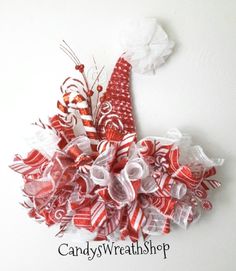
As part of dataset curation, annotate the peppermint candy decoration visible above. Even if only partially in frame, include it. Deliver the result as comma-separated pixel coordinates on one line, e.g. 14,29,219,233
155,155,169,172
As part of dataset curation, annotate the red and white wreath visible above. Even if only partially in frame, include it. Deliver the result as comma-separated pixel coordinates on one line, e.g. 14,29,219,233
10,18,223,242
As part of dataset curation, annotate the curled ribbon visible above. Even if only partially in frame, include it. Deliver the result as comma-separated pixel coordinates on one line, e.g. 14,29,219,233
10,127,223,241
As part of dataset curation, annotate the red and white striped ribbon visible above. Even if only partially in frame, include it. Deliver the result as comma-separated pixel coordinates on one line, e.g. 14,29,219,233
90,200,107,229
151,196,176,217
97,208,121,238
168,148,180,172
128,200,145,232
73,207,92,230
139,139,155,157
97,140,113,154
155,141,172,156
116,133,136,161
201,179,221,190
172,166,201,189
10,150,48,175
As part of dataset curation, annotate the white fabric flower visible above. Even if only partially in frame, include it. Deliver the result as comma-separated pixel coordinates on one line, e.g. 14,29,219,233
120,18,174,74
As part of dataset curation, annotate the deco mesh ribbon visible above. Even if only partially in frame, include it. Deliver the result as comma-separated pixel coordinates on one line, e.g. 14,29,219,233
10,19,223,242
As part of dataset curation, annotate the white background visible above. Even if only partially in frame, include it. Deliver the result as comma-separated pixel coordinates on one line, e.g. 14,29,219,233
0,0,236,270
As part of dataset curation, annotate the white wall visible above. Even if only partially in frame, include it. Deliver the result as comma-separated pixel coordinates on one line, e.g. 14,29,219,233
0,0,235,270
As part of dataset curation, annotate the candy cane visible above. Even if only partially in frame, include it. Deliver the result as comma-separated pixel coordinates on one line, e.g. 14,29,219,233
58,77,98,151
61,93,98,152
73,94,98,151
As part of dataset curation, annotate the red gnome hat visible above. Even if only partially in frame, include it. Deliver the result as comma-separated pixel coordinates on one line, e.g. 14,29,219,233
96,57,136,141
96,18,174,141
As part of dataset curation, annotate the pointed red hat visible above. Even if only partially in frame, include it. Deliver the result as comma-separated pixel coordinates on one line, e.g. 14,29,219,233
96,18,174,141
96,57,136,141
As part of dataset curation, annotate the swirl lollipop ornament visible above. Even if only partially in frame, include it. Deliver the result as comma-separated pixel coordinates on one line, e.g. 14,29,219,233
10,18,224,242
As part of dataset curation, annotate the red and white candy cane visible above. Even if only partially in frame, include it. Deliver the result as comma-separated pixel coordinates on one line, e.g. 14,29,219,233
72,94,98,152
59,92,98,152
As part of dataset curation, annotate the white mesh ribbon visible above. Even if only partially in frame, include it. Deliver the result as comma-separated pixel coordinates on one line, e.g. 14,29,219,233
108,157,149,204
142,207,167,235
172,203,193,229
120,18,174,74
180,145,224,168
90,166,111,186
140,176,158,194
165,128,224,168
24,176,54,198
64,136,92,155
123,158,149,180
171,182,187,199
90,144,116,186
25,126,60,159
108,174,135,204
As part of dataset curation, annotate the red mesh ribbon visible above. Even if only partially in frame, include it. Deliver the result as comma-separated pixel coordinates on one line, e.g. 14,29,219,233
96,57,136,140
